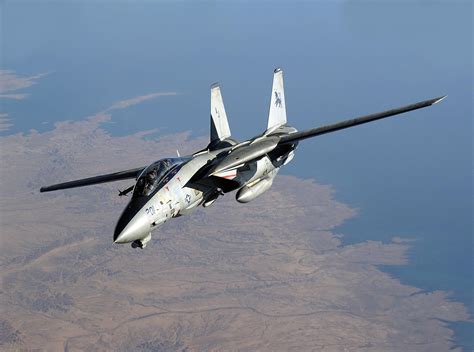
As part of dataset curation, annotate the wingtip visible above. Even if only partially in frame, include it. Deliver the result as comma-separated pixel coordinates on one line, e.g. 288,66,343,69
433,95,447,104
274,67,283,74
210,82,220,89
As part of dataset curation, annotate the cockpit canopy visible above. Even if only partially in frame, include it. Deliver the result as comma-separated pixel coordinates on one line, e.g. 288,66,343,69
134,157,190,197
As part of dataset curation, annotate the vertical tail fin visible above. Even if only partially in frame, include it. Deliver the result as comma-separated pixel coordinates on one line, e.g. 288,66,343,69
267,68,287,130
210,83,231,144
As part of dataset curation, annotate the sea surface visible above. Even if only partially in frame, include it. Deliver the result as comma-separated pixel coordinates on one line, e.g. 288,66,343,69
285,133,473,350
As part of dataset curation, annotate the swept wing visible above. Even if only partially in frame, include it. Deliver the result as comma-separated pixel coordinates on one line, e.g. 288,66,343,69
40,166,145,192
279,96,446,144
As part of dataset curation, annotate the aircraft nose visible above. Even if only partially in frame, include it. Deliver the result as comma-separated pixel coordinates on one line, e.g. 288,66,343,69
114,212,150,244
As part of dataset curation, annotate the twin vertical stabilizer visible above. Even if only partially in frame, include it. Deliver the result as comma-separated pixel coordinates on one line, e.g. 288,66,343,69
209,68,287,145
267,68,287,130
210,83,231,144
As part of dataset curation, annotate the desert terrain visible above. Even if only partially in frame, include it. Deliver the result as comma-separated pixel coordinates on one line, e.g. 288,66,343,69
0,96,470,351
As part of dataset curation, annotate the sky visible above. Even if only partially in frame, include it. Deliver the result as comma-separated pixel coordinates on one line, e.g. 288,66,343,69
1,0,472,348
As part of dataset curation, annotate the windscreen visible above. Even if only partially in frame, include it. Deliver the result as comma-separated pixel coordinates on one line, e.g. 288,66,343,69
133,157,190,197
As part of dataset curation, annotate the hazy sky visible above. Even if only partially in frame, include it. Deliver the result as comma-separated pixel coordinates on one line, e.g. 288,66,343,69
1,0,472,347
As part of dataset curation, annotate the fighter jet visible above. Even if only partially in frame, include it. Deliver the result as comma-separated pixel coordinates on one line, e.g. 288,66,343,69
40,68,446,248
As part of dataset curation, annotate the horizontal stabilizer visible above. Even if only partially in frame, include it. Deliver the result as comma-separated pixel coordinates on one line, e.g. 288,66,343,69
279,96,446,144
40,166,145,192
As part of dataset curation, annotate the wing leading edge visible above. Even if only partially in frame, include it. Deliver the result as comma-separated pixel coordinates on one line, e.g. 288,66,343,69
40,166,145,193
279,96,446,145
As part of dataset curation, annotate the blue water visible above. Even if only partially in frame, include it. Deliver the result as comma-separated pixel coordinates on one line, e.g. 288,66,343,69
282,104,473,349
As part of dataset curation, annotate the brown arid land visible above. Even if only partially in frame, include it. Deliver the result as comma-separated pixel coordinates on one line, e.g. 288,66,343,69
0,96,470,351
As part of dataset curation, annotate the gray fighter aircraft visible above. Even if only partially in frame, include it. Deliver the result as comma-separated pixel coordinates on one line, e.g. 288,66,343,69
40,68,445,248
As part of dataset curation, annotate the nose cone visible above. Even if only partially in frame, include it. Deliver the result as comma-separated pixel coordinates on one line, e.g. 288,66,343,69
114,214,150,243
114,204,150,244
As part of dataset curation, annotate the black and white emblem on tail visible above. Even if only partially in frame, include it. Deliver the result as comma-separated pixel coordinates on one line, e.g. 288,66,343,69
267,68,287,130
274,91,282,107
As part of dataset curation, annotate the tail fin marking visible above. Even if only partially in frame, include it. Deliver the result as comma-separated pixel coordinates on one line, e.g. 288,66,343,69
267,68,287,130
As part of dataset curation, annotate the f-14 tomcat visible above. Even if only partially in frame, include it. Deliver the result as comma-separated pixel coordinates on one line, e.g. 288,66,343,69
40,68,445,248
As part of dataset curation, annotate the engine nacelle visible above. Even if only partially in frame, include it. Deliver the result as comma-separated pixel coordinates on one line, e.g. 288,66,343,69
236,177,274,203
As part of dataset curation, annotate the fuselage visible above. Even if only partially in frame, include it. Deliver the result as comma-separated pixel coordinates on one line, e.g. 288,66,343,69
113,125,298,247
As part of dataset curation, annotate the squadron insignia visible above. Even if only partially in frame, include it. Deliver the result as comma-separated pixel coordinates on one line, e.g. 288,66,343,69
274,91,282,107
